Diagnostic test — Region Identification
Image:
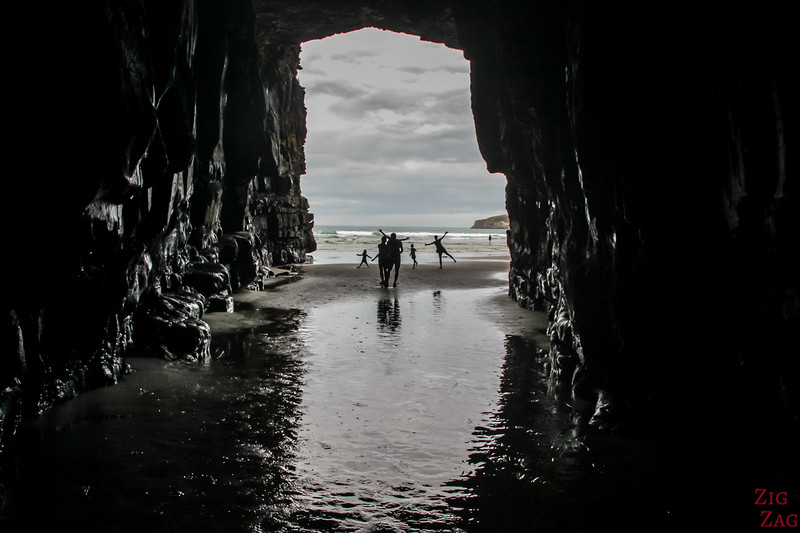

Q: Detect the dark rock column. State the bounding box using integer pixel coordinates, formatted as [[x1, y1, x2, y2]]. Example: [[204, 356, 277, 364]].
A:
[[3, 1, 323, 475], [456, 0, 594, 403], [456, 0, 798, 445], [219, 1, 268, 234], [250, 42, 317, 265]]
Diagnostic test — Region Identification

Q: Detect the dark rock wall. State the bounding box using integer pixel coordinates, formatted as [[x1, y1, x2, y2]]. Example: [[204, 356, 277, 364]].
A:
[[460, 0, 798, 481], [2, 0, 316, 476], [2, 0, 797, 492]]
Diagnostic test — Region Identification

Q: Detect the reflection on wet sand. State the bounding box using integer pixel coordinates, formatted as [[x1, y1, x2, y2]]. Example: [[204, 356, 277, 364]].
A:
[[445, 331, 689, 533], [288, 288, 509, 531], [377, 298, 401, 334], [7, 274, 676, 532], [9, 311, 310, 532]]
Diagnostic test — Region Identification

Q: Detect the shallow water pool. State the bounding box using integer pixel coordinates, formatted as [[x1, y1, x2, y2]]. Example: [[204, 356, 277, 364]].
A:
[[6, 287, 676, 532]]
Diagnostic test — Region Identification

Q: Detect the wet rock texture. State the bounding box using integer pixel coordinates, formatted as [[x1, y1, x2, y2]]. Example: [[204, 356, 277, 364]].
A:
[[2, 0, 797, 493], [3, 0, 316, 473]]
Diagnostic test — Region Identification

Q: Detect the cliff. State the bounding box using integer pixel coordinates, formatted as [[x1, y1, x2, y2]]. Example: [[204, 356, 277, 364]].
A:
[[471, 214, 509, 229]]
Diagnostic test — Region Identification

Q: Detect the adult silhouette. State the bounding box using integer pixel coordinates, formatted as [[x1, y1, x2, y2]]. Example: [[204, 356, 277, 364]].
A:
[[379, 229, 408, 287], [372, 235, 390, 286]]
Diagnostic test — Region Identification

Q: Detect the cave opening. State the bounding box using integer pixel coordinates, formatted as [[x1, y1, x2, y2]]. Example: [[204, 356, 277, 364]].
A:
[[297, 28, 506, 229]]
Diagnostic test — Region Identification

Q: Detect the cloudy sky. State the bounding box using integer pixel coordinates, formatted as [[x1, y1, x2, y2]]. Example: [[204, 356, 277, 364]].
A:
[[298, 28, 506, 228]]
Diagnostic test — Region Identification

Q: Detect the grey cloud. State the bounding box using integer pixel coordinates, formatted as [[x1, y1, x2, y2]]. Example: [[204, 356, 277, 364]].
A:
[[322, 86, 472, 128], [308, 79, 368, 99], [396, 64, 469, 75], [327, 88, 419, 119], [298, 64, 327, 77], [298, 30, 499, 225], [433, 88, 472, 114], [440, 64, 470, 74], [396, 66, 427, 75], [302, 166, 505, 224], [329, 49, 381, 63], [307, 127, 482, 166]]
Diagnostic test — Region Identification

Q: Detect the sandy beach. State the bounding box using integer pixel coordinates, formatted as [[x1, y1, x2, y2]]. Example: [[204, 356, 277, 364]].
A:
[[204, 255, 548, 343]]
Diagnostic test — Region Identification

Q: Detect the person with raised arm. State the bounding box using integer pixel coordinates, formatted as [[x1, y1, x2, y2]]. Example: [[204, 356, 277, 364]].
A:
[[356, 249, 373, 268], [372, 235, 389, 286], [379, 229, 408, 287], [425, 232, 456, 268]]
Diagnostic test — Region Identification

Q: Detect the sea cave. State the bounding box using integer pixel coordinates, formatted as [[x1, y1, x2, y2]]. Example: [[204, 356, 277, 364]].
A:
[[2, 1, 798, 530]]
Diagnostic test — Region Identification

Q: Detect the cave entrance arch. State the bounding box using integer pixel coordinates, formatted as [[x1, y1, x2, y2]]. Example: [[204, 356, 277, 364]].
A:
[[297, 28, 506, 230]]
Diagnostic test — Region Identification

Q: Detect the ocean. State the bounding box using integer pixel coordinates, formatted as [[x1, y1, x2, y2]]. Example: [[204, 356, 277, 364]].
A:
[[308, 225, 509, 265]]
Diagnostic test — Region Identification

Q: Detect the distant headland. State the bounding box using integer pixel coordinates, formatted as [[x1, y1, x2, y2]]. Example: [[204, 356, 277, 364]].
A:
[[471, 214, 509, 229]]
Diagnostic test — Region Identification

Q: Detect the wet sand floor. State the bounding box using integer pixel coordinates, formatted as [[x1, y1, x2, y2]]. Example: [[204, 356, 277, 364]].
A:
[[7, 260, 681, 532]]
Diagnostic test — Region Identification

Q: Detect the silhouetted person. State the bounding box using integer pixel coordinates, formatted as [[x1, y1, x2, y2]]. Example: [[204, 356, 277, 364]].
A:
[[372, 236, 389, 286], [409, 244, 418, 268], [379, 229, 408, 287], [356, 249, 373, 268], [488, 234, 492, 243], [425, 232, 456, 268]]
